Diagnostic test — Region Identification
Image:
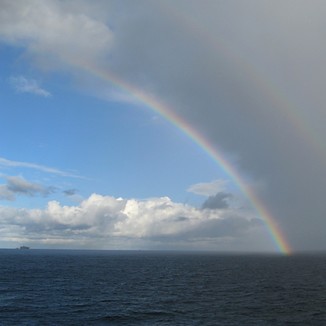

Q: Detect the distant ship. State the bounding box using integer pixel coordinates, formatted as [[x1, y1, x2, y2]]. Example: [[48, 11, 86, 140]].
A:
[[18, 246, 30, 250]]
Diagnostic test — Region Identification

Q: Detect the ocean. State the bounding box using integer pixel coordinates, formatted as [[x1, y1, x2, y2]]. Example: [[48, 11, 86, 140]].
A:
[[0, 250, 325, 325]]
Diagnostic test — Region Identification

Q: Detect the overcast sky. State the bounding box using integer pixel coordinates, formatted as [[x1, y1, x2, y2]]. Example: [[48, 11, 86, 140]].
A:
[[1, 0, 325, 252]]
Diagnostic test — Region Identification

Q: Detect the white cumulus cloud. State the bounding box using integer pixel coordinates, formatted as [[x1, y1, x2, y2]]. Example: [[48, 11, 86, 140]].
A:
[[0, 0, 113, 69], [0, 193, 264, 250], [188, 179, 229, 197]]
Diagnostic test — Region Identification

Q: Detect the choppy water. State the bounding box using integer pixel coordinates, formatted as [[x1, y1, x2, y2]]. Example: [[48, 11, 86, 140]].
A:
[[0, 250, 325, 325]]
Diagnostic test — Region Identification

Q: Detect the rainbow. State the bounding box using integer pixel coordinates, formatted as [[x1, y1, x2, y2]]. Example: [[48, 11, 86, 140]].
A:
[[69, 58, 291, 254]]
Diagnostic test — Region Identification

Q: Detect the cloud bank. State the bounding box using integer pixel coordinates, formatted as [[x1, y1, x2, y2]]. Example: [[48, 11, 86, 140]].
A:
[[0, 193, 265, 250]]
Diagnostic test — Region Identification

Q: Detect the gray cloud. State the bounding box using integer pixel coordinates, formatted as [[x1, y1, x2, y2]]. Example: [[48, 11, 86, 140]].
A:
[[63, 189, 77, 196], [0, 185, 15, 201], [202, 192, 232, 210], [0, 176, 54, 200]]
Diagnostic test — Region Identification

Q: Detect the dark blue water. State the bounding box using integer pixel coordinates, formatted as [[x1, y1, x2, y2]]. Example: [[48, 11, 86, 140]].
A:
[[0, 250, 325, 325]]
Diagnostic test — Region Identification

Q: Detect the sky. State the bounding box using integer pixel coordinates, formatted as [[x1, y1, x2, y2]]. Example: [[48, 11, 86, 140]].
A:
[[1, 0, 326, 252]]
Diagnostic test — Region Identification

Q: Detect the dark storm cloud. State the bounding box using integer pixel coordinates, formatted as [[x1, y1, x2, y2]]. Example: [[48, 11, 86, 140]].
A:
[[102, 0, 326, 251]]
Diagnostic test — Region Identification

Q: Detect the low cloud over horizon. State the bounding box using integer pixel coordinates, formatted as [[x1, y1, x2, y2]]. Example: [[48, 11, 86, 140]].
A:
[[0, 193, 267, 251]]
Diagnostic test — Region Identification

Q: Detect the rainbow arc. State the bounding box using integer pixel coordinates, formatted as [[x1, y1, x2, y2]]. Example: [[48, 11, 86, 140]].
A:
[[74, 61, 292, 254]]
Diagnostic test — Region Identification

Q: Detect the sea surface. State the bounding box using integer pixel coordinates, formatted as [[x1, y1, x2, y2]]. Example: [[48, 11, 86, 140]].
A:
[[0, 250, 325, 325]]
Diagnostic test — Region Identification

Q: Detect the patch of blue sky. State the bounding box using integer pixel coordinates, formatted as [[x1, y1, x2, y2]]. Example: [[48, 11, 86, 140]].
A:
[[1, 44, 226, 208]]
